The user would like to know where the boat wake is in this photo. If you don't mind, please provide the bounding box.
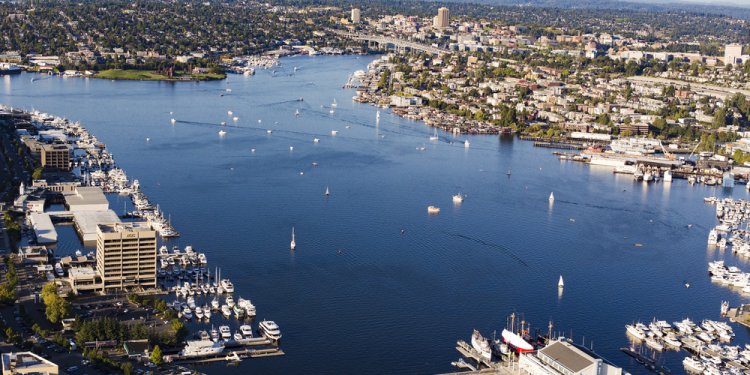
[443,231,529,267]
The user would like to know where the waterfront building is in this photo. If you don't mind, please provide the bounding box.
[519,339,622,375]
[1,352,58,375]
[63,187,109,211]
[351,8,361,23]
[96,222,157,292]
[40,143,71,171]
[433,7,450,29]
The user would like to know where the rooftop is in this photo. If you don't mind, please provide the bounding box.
[97,221,153,234]
[1,351,58,374]
[64,187,108,208]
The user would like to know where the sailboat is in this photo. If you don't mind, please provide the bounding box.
[295,109,300,117]
[376,111,380,121]
[464,139,470,148]
[324,186,330,196]
[429,129,438,141]
[549,192,555,202]
[290,227,296,250]
[558,275,564,288]
[331,98,337,108]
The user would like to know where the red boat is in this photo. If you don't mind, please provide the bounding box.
[502,329,534,353]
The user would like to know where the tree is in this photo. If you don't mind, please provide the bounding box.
[41,282,69,324]
[150,345,163,365]
[31,167,43,180]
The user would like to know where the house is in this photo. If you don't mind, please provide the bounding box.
[124,339,151,358]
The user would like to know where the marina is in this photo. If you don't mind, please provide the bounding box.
[4,55,750,374]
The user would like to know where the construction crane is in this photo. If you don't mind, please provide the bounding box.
[659,140,676,160]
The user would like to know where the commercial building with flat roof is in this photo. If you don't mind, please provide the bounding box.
[40,143,71,171]
[351,8,361,23]
[433,7,450,29]
[96,222,156,292]
[1,352,58,375]
[64,187,109,211]
[519,339,622,375]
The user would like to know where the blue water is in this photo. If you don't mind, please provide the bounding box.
[3,56,749,374]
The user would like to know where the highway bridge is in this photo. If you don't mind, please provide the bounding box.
[334,31,448,55]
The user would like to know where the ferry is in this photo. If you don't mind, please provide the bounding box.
[0,63,21,75]
[259,320,282,341]
[501,329,534,352]
[180,340,224,358]
[471,330,492,360]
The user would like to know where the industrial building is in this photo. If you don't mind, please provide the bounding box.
[73,210,121,246]
[96,222,157,292]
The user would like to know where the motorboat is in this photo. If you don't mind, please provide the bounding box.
[645,337,664,351]
[219,325,231,340]
[290,227,296,250]
[549,192,555,203]
[182,307,193,320]
[427,206,440,214]
[452,194,464,204]
[233,331,243,341]
[240,324,253,337]
[195,306,204,319]
[625,324,646,340]
[221,279,235,293]
[226,296,236,308]
[682,356,705,373]
[221,305,232,318]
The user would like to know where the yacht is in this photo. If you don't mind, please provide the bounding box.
[182,307,193,320]
[203,304,212,319]
[471,330,492,361]
[233,331,243,341]
[625,324,645,340]
[180,340,224,358]
[221,279,235,293]
[682,356,705,373]
[219,325,232,340]
[452,194,464,204]
[233,304,245,319]
[226,296,236,308]
[240,324,253,337]
[663,335,681,348]
[221,305,232,318]
[290,227,296,250]
[645,337,664,351]
[427,206,440,214]
[259,320,282,341]
[708,229,719,245]
[211,298,220,311]
[238,298,257,317]
[187,296,196,309]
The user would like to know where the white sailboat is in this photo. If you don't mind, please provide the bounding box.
[290,227,296,250]
[464,139,470,148]
[429,129,438,141]
[558,275,564,288]
[324,186,330,196]
[549,192,555,202]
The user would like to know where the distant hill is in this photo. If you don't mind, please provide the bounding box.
[441,0,750,19]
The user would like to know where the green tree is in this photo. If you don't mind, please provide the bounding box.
[150,345,163,365]
[41,282,69,323]
[31,167,43,180]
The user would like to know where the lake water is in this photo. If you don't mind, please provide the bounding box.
[2,55,749,374]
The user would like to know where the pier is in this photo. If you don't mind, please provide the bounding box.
[450,340,520,375]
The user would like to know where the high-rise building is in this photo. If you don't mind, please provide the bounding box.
[40,143,71,171]
[725,44,743,66]
[433,7,450,29]
[351,8,361,23]
[96,222,157,292]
